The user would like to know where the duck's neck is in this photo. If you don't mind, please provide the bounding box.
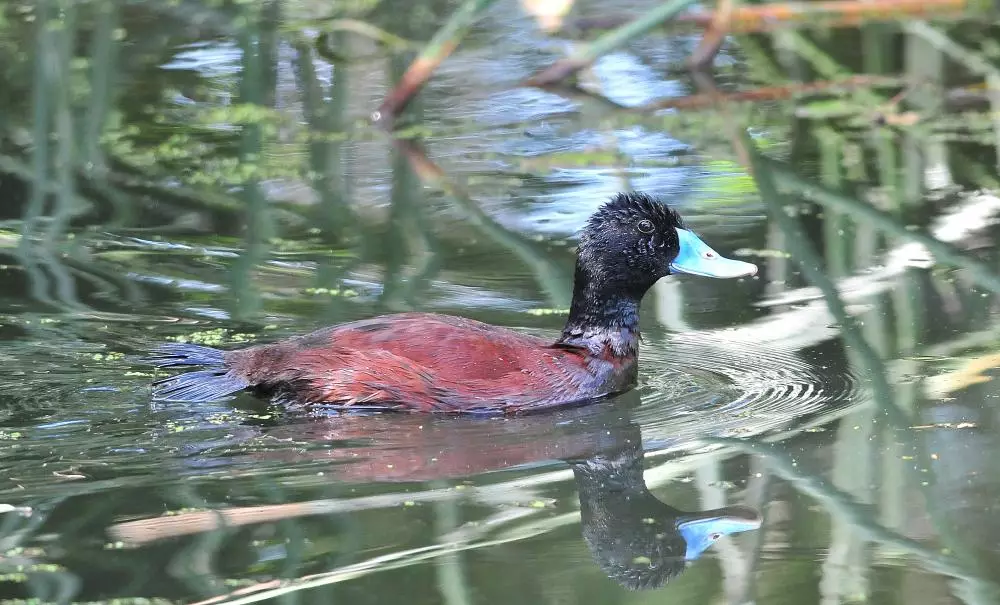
[571,443,650,503]
[559,265,643,356]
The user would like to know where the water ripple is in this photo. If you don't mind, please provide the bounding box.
[636,332,862,447]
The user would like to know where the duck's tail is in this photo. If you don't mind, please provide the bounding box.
[146,343,250,403]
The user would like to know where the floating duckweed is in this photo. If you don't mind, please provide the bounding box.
[642,517,656,524]
[304,287,359,298]
[124,371,154,377]
[207,413,235,424]
[525,308,569,316]
[104,542,127,550]
[172,329,257,346]
[529,500,549,509]
[171,328,227,345]
[0,573,28,583]
[0,431,23,440]
[403,501,416,507]
[631,556,652,566]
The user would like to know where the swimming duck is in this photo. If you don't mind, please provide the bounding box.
[150,192,757,412]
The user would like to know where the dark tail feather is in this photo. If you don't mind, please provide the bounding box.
[145,343,227,368]
[146,343,249,403]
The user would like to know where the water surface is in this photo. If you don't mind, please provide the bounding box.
[2,1,1000,603]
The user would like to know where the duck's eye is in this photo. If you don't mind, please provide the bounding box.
[637,219,655,234]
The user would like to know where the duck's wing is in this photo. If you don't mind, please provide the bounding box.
[228,313,599,412]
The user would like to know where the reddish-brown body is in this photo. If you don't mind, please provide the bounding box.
[224,313,638,413]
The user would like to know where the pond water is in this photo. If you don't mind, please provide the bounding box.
[2,0,1000,603]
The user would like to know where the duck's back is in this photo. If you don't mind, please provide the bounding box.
[224,313,634,412]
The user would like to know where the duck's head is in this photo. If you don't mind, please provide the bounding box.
[577,192,758,296]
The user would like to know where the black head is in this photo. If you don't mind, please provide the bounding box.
[563,192,755,337]
[577,192,687,297]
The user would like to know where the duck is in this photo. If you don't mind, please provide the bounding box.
[149,192,757,413]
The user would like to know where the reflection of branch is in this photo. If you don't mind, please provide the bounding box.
[764,163,1000,295]
[687,0,733,69]
[567,0,978,35]
[533,0,978,86]
[230,4,278,321]
[189,524,561,605]
[695,460,752,604]
[108,480,550,547]
[695,67,1000,596]
[305,19,416,51]
[760,192,1000,310]
[374,0,498,127]
[708,438,995,589]
[382,84,439,310]
[903,21,1000,80]
[392,138,573,307]
[525,0,698,87]
[433,484,473,605]
[640,75,901,112]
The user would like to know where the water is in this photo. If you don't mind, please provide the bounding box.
[2,0,1000,603]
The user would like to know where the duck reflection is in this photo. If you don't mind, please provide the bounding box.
[113,393,761,591]
[566,422,760,589]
